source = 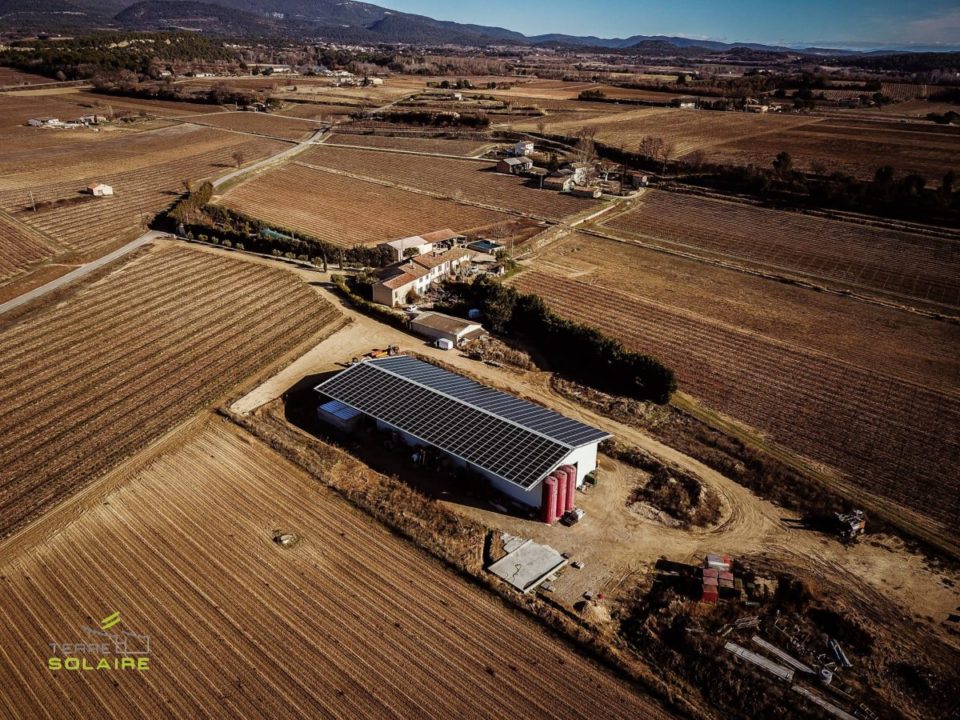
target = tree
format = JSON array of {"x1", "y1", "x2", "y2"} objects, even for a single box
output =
[
  {"x1": 773, "y1": 151, "x2": 793, "y2": 177},
  {"x1": 403, "y1": 247, "x2": 420, "y2": 259},
  {"x1": 231, "y1": 150, "x2": 245, "y2": 168},
  {"x1": 536, "y1": 119, "x2": 546, "y2": 136}
]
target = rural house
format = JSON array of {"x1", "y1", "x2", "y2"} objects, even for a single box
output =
[
  {"x1": 315, "y1": 355, "x2": 610, "y2": 514},
  {"x1": 28, "y1": 117, "x2": 61, "y2": 128},
  {"x1": 87, "y1": 183, "x2": 114, "y2": 196},
  {"x1": 513, "y1": 140, "x2": 535, "y2": 156},
  {"x1": 496, "y1": 156, "x2": 534, "y2": 175},
  {"x1": 372, "y1": 248, "x2": 473, "y2": 306}
]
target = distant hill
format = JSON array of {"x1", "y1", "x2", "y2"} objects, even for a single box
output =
[{"x1": 3, "y1": 0, "x2": 957, "y2": 55}]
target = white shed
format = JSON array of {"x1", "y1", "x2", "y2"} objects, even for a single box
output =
[{"x1": 87, "y1": 183, "x2": 114, "y2": 197}]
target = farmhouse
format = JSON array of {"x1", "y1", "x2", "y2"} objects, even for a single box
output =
[
  {"x1": 372, "y1": 248, "x2": 473, "y2": 306},
  {"x1": 409, "y1": 311, "x2": 484, "y2": 346},
  {"x1": 315, "y1": 355, "x2": 610, "y2": 512},
  {"x1": 379, "y1": 229, "x2": 465, "y2": 262},
  {"x1": 570, "y1": 185, "x2": 602, "y2": 198},
  {"x1": 496, "y1": 156, "x2": 534, "y2": 175},
  {"x1": 543, "y1": 175, "x2": 574, "y2": 192},
  {"x1": 87, "y1": 183, "x2": 114, "y2": 196},
  {"x1": 513, "y1": 140, "x2": 535, "y2": 156}
]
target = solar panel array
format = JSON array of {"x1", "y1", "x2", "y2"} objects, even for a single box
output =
[{"x1": 315, "y1": 356, "x2": 610, "y2": 489}]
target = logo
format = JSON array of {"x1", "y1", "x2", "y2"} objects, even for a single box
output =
[{"x1": 48, "y1": 612, "x2": 152, "y2": 672}]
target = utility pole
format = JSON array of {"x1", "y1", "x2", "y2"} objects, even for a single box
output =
[{"x1": 29, "y1": 191, "x2": 36, "y2": 212}]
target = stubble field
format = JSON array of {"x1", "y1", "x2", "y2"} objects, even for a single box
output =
[
  {"x1": 0, "y1": 419, "x2": 672, "y2": 719},
  {"x1": 325, "y1": 132, "x2": 490, "y2": 156},
  {"x1": 0, "y1": 244, "x2": 337, "y2": 538}
]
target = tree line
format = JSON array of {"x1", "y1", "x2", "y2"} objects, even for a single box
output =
[{"x1": 440, "y1": 276, "x2": 677, "y2": 405}]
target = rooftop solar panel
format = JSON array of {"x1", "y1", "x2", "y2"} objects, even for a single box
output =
[{"x1": 314, "y1": 356, "x2": 610, "y2": 489}]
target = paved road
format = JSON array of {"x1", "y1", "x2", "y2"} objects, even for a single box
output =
[
  {"x1": 0, "y1": 230, "x2": 167, "y2": 316},
  {"x1": 212, "y1": 126, "x2": 328, "y2": 189}
]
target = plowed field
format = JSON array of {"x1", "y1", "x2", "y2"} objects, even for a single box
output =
[
  {"x1": 326, "y1": 132, "x2": 490, "y2": 156},
  {"x1": 0, "y1": 244, "x2": 337, "y2": 537},
  {"x1": 0, "y1": 420, "x2": 673, "y2": 719}
]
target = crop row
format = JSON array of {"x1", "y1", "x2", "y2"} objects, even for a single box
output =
[
  {"x1": 603, "y1": 191, "x2": 960, "y2": 308},
  {"x1": 514, "y1": 271, "x2": 960, "y2": 534},
  {"x1": 0, "y1": 245, "x2": 337, "y2": 537}
]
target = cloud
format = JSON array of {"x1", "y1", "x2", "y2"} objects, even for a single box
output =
[{"x1": 904, "y1": 7, "x2": 960, "y2": 44}]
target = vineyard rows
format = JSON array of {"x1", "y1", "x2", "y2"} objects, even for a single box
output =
[
  {"x1": 603, "y1": 191, "x2": 960, "y2": 308},
  {"x1": 0, "y1": 245, "x2": 337, "y2": 538},
  {"x1": 0, "y1": 212, "x2": 55, "y2": 283},
  {"x1": 325, "y1": 132, "x2": 490, "y2": 156},
  {"x1": 514, "y1": 271, "x2": 960, "y2": 536},
  {"x1": 0, "y1": 136, "x2": 285, "y2": 253},
  {"x1": 218, "y1": 162, "x2": 507, "y2": 247},
  {"x1": 184, "y1": 111, "x2": 322, "y2": 141},
  {"x1": 300, "y1": 145, "x2": 596, "y2": 220},
  {"x1": 0, "y1": 423, "x2": 670, "y2": 719}
]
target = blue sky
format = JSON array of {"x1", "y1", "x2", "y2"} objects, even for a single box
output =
[{"x1": 377, "y1": 0, "x2": 960, "y2": 49}]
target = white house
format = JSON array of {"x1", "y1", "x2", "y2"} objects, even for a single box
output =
[
  {"x1": 87, "y1": 183, "x2": 114, "y2": 197},
  {"x1": 513, "y1": 140, "x2": 535, "y2": 156}
]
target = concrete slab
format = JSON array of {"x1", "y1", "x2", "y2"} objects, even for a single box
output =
[{"x1": 488, "y1": 536, "x2": 567, "y2": 593}]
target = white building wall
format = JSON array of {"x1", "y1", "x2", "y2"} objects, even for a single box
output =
[{"x1": 372, "y1": 414, "x2": 601, "y2": 509}]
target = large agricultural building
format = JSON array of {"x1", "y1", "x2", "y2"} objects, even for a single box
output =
[{"x1": 315, "y1": 356, "x2": 610, "y2": 513}]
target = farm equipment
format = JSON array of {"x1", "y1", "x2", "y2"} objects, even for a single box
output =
[
  {"x1": 834, "y1": 510, "x2": 867, "y2": 543},
  {"x1": 560, "y1": 508, "x2": 585, "y2": 526},
  {"x1": 367, "y1": 345, "x2": 400, "y2": 359}
]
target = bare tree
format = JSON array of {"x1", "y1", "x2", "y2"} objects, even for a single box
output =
[
  {"x1": 231, "y1": 150, "x2": 245, "y2": 168},
  {"x1": 536, "y1": 119, "x2": 546, "y2": 136},
  {"x1": 574, "y1": 129, "x2": 597, "y2": 165},
  {"x1": 659, "y1": 141, "x2": 677, "y2": 174},
  {"x1": 638, "y1": 135, "x2": 663, "y2": 162}
]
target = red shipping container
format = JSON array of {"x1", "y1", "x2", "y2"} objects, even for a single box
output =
[
  {"x1": 702, "y1": 568, "x2": 720, "y2": 579},
  {"x1": 703, "y1": 576, "x2": 719, "y2": 586},
  {"x1": 719, "y1": 571, "x2": 734, "y2": 582},
  {"x1": 701, "y1": 587, "x2": 719, "y2": 603}
]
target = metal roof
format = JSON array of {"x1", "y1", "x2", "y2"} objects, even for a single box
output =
[{"x1": 314, "y1": 355, "x2": 610, "y2": 489}]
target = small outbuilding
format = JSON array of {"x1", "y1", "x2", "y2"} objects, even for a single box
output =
[
  {"x1": 513, "y1": 140, "x2": 535, "y2": 156},
  {"x1": 570, "y1": 185, "x2": 602, "y2": 199},
  {"x1": 410, "y1": 311, "x2": 484, "y2": 346},
  {"x1": 497, "y1": 156, "x2": 534, "y2": 175},
  {"x1": 87, "y1": 183, "x2": 114, "y2": 197}
]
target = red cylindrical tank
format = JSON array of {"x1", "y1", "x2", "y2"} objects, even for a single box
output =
[
  {"x1": 564, "y1": 468, "x2": 576, "y2": 513},
  {"x1": 541, "y1": 476, "x2": 558, "y2": 524},
  {"x1": 554, "y1": 471, "x2": 567, "y2": 522}
]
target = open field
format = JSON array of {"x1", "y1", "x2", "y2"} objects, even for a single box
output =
[
  {"x1": 300, "y1": 146, "x2": 597, "y2": 219},
  {"x1": 531, "y1": 232, "x2": 960, "y2": 392},
  {"x1": 275, "y1": 102, "x2": 359, "y2": 120},
  {"x1": 183, "y1": 111, "x2": 322, "y2": 140},
  {"x1": 326, "y1": 132, "x2": 490, "y2": 156},
  {"x1": 0, "y1": 124, "x2": 286, "y2": 255},
  {"x1": 0, "y1": 212, "x2": 58, "y2": 284},
  {"x1": 510, "y1": 107, "x2": 959, "y2": 181},
  {"x1": 0, "y1": 243, "x2": 336, "y2": 538},
  {"x1": 217, "y1": 161, "x2": 508, "y2": 247},
  {"x1": 599, "y1": 190, "x2": 960, "y2": 309},
  {"x1": 0, "y1": 67, "x2": 57, "y2": 87},
  {"x1": 0, "y1": 419, "x2": 672, "y2": 719},
  {"x1": 512, "y1": 270, "x2": 960, "y2": 539}
]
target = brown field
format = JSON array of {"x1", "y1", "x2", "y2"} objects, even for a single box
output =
[
  {"x1": 705, "y1": 118, "x2": 960, "y2": 182},
  {"x1": 0, "y1": 212, "x2": 58, "y2": 284},
  {"x1": 0, "y1": 67, "x2": 56, "y2": 87},
  {"x1": 0, "y1": 244, "x2": 336, "y2": 538},
  {"x1": 532, "y1": 232, "x2": 960, "y2": 392},
  {"x1": 217, "y1": 161, "x2": 508, "y2": 247},
  {"x1": 326, "y1": 132, "x2": 490, "y2": 156},
  {"x1": 600, "y1": 190, "x2": 960, "y2": 309},
  {"x1": 510, "y1": 106, "x2": 959, "y2": 181},
  {"x1": 0, "y1": 419, "x2": 671, "y2": 719},
  {"x1": 275, "y1": 102, "x2": 359, "y2": 120},
  {"x1": 183, "y1": 111, "x2": 321, "y2": 141},
  {"x1": 0, "y1": 124, "x2": 286, "y2": 254},
  {"x1": 512, "y1": 269, "x2": 960, "y2": 539},
  {"x1": 300, "y1": 146, "x2": 597, "y2": 219}
]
